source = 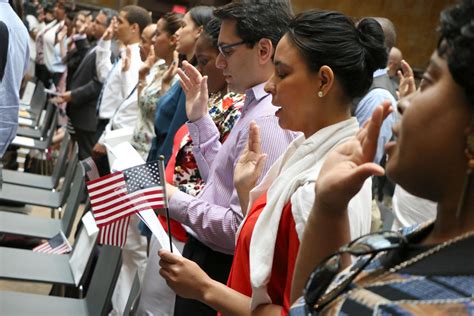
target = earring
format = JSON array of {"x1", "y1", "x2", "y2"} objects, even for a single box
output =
[
  {"x1": 318, "y1": 91, "x2": 324, "y2": 98},
  {"x1": 456, "y1": 122, "x2": 474, "y2": 218}
]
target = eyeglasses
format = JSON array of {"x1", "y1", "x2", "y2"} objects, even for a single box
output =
[
  {"x1": 217, "y1": 40, "x2": 247, "y2": 58},
  {"x1": 303, "y1": 231, "x2": 407, "y2": 313}
]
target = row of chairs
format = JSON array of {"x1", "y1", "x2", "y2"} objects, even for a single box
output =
[{"x1": 0, "y1": 80, "x2": 131, "y2": 315}]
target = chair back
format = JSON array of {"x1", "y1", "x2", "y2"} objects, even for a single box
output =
[
  {"x1": 50, "y1": 132, "x2": 72, "y2": 189},
  {"x1": 30, "y1": 80, "x2": 47, "y2": 126},
  {"x1": 42, "y1": 108, "x2": 58, "y2": 149},
  {"x1": 60, "y1": 162, "x2": 85, "y2": 236},
  {"x1": 57, "y1": 143, "x2": 78, "y2": 206},
  {"x1": 85, "y1": 246, "x2": 122, "y2": 316}
]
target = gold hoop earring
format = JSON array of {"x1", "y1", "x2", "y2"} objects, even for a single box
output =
[{"x1": 318, "y1": 91, "x2": 324, "y2": 98}]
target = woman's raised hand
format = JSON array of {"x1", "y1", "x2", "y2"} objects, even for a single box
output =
[
  {"x1": 161, "y1": 50, "x2": 179, "y2": 94},
  {"x1": 139, "y1": 46, "x2": 157, "y2": 81},
  {"x1": 178, "y1": 61, "x2": 209, "y2": 122},
  {"x1": 397, "y1": 59, "x2": 416, "y2": 99},
  {"x1": 315, "y1": 101, "x2": 392, "y2": 214}
]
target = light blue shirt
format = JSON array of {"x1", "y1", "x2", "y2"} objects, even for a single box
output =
[
  {"x1": 355, "y1": 69, "x2": 397, "y2": 163},
  {"x1": 0, "y1": 0, "x2": 30, "y2": 157}
]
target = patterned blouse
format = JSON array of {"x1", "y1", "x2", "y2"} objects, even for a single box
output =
[
  {"x1": 131, "y1": 60, "x2": 174, "y2": 159},
  {"x1": 172, "y1": 91, "x2": 245, "y2": 196},
  {"x1": 289, "y1": 222, "x2": 474, "y2": 315}
]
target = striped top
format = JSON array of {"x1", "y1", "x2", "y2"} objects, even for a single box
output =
[{"x1": 289, "y1": 222, "x2": 474, "y2": 315}]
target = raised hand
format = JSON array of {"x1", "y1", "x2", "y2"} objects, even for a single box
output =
[
  {"x1": 158, "y1": 249, "x2": 212, "y2": 301},
  {"x1": 177, "y1": 60, "x2": 209, "y2": 122},
  {"x1": 139, "y1": 46, "x2": 157, "y2": 81},
  {"x1": 397, "y1": 59, "x2": 416, "y2": 99},
  {"x1": 315, "y1": 101, "x2": 392, "y2": 214},
  {"x1": 233, "y1": 122, "x2": 267, "y2": 215},
  {"x1": 121, "y1": 45, "x2": 132, "y2": 72},
  {"x1": 161, "y1": 50, "x2": 179, "y2": 94},
  {"x1": 102, "y1": 16, "x2": 116, "y2": 41}
]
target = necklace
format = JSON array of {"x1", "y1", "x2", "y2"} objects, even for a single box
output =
[{"x1": 336, "y1": 228, "x2": 474, "y2": 305}]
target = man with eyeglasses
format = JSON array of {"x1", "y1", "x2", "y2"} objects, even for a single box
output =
[
  {"x1": 55, "y1": 9, "x2": 117, "y2": 160},
  {"x1": 162, "y1": 1, "x2": 299, "y2": 315}
]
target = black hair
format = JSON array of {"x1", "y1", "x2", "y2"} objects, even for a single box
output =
[
  {"x1": 287, "y1": 10, "x2": 387, "y2": 100},
  {"x1": 188, "y1": 6, "x2": 214, "y2": 28},
  {"x1": 161, "y1": 12, "x2": 184, "y2": 36},
  {"x1": 99, "y1": 8, "x2": 118, "y2": 26},
  {"x1": 121, "y1": 5, "x2": 152, "y2": 33},
  {"x1": 438, "y1": 0, "x2": 474, "y2": 107},
  {"x1": 201, "y1": 18, "x2": 221, "y2": 49},
  {"x1": 214, "y1": 0, "x2": 293, "y2": 49},
  {"x1": 371, "y1": 17, "x2": 396, "y2": 53}
]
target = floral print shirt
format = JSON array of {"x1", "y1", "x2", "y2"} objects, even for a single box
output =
[
  {"x1": 131, "y1": 60, "x2": 176, "y2": 159},
  {"x1": 172, "y1": 92, "x2": 245, "y2": 196}
]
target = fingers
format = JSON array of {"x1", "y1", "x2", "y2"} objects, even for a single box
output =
[
  {"x1": 352, "y1": 162, "x2": 385, "y2": 182},
  {"x1": 400, "y1": 59, "x2": 413, "y2": 78},
  {"x1": 200, "y1": 76, "x2": 208, "y2": 101},
  {"x1": 182, "y1": 61, "x2": 202, "y2": 85},
  {"x1": 360, "y1": 101, "x2": 392, "y2": 161},
  {"x1": 158, "y1": 249, "x2": 181, "y2": 264},
  {"x1": 248, "y1": 121, "x2": 262, "y2": 154},
  {"x1": 177, "y1": 68, "x2": 191, "y2": 92}
]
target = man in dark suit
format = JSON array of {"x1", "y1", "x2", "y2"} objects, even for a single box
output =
[{"x1": 56, "y1": 9, "x2": 116, "y2": 159}]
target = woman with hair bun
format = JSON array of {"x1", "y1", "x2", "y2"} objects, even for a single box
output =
[
  {"x1": 290, "y1": 0, "x2": 474, "y2": 314},
  {"x1": 158, "y1": 10, "x2": 387, "y2": 315}
]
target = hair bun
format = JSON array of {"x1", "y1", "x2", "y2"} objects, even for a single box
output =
[{"x1": 356, "y1": 18, "x2": 387, "y2": 73}]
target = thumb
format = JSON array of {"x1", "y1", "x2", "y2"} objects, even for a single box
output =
[
  {"x1": 255, "y1": 154, "x2": 267, "y2": 177},
  {"x1": 200, "y1": 76, "x2": 209, "y2": 99},
  {"x1": 351, "y1": 162, "x2": 385, "y2": 186}
]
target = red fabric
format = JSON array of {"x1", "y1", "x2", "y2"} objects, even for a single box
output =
[
  {"x1": 159, "y1": 124, "x2": 189, "y2": 242},
  {"x1": 226, "y1": 193, "x2": 300, "y2": 315}
]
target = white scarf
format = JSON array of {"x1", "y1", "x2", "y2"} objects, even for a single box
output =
[{"x1": 247, "y1": 118, "x2": 360, "y2": 310}]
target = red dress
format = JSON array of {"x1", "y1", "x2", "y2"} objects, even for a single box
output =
[{"x1": 226, "y1": 193, "x2": 300, "y2": 315}]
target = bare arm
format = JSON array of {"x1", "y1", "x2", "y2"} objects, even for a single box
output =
[{"x1": 159, "y1": 249, "x2": 252, "y2": 316}]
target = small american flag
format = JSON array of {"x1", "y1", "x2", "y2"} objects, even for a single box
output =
[
  {"x1": 81, "y1": 157, "x2": 100, "y2": 181},
  {"x1": 86, "y1": 161, "x2": 166, "y2": 246},
  {"x1": 33, "y1": 232, "x2": 72, "y2": 255},
  {"x1": 97, "y1": 216, "x2": 131, "y2": 248}
]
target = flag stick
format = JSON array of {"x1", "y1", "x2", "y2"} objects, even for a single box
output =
[{"x1": 158, "y1": 156, "x2": 173, "y2": 253}]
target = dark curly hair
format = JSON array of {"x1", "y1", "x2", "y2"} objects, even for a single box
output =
[
  {"x1": 161, "y1": 12, "x2": 183, "y2": 36},
  {"x1": 438, "y1": 0, "x2": 474, "y2": 107},
  {"x1": 287, "y1": 10, "x2": 387, "y2": 100},
  {"x1": 202, "y1": 18, "x2": 221, "y2": 49}
]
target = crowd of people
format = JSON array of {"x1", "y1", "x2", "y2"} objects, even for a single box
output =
[{"x1": 1, "y1": 0, "x2": 473, "y2": 315}]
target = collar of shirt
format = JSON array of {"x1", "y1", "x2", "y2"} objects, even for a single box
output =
[
  {"x1": 373, "y1": 68, "x2": 388, "y2": 78},
  {"x1": 0, "y1": 0, "x2": 8, "y2": 3},
  {"x1": 242, "y1": 82, "x2": 270, "y2": 114}
]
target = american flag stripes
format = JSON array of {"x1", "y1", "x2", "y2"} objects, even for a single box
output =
[
  {"x1": 33, "y1": 232, "x2": 72, "y2": 255},
  {"x1": 86, "y1": 161, "x2": 166, "y2": 247},
  {"x1": 97, "y1": 216, "x2": 130, "y2": 248},
  {"x1": 81, "y1": 157, "x2": 100, "y2": 181}
]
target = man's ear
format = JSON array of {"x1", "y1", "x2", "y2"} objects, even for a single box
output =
[
  {"x1": 317, "y1": 65, "x2": 335, "y2": 96},
  {"x1": 131, "y1": 22, "x2": 140, "y2": 35},
  {"x1": 257, "y1": 38, "x2": 273, "y2": 65}
]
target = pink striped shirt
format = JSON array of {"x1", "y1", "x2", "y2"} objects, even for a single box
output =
[{"x1": 168, "y1": 83, "x2": 298, "y2": 254}]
